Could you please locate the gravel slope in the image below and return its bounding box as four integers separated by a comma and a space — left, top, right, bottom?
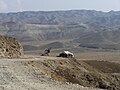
0, 56, 102, 90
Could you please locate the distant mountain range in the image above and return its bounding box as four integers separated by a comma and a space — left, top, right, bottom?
0, 10, 120, 50
0, 10, 120, 26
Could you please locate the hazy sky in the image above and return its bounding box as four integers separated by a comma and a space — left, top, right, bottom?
0, 0, 120, 13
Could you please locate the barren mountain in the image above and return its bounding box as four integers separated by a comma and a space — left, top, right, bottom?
0, 10, 120, 50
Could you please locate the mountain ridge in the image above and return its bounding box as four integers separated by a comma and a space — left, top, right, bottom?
0, 10, 120, 50
0, 10, 120, 26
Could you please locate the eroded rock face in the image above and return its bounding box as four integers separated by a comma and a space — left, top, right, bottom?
0, 35, 24, 58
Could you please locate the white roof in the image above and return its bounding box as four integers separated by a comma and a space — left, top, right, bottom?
63, 51, 74, 56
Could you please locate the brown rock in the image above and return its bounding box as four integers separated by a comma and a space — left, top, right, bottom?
0, 35, 24, 58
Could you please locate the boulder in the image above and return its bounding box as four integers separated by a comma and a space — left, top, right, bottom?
0, 35, 24, 58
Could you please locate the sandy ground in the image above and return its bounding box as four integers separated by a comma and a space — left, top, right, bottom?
0, 56, 103, 90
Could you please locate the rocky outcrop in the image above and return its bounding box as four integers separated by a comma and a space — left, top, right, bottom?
0, 35, 24, 58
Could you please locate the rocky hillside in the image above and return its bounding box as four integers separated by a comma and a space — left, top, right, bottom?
0, 56, 103, 90
0, 10, 120, 50
36, 58, 120, 90
0, 35, 24, 58
0, 56, 119, 90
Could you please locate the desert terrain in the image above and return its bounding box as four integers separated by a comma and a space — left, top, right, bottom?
0, 54, 103, 90
0, 51, 120, 90
0, 10, 120, 90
